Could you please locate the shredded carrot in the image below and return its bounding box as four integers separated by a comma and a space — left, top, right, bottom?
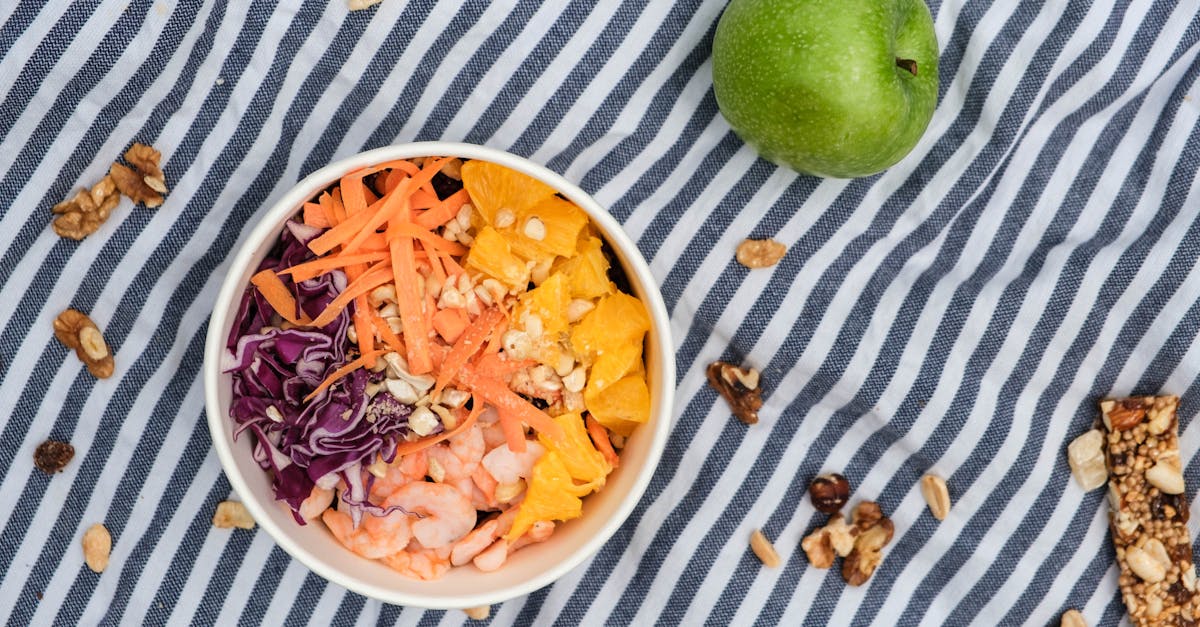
423, 241, 447, 286
303, 202, 331, 228
303, 349, 387, 403
586, 414, 620, 468
353, 296, 376, 366
410, 187, 441, 210
389, 236, 433, 375
387, 222, 467, 256
457, 365, 565, 445
415, 189, 470, 229
435, 307, 504, 393
341, 178, 413, 255
363, 185, 379, 206
310, 262, 394, 327
371, 310, 406, 355
341, 172, 369, 216
473, 353, 534, 378
250, 269, 312, 326
391, 400, 481, 457
440, 252, 466, 277
277, 251, 389, 283
329, 188, 348, 224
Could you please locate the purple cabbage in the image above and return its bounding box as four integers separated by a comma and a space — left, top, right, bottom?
223, 220, 416, 525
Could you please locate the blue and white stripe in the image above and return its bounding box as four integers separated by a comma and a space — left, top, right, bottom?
3, 0, 1200, 624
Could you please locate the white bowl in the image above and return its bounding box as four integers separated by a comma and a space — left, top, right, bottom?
203, 142, 674, 609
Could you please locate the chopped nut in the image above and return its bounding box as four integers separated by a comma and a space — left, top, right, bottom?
566, 298, 596, 323
801, 527, 836, 569
82, 523, 112, 573
809, 474, 850, 513
850, 501, 885, 531
749, 529, 781, 568
1102, 400, 1146, 431
34, 440, 75, 474
495, 208, 516, 229
1059, 609, 1087, 627
1127, 540, 1168, 583
842, 510, 894, 586
366, 456, 388, 478
53, 309, 115, 379
736, 238, 787, 268
1146, 458, 1185, 495
1067, 429, 1107, 491
706, 361, 764, 424
920, 474, 950, 521
51, 174, 121, 240
824, 515, 856, 557
212, 501, 255, 529
495, 480, 526, 503
463, 606, 490, 621
409, 406, 439, 436
110, 143, 166, 207
428, 457, 446, 483
562, 366, 586, 394
523, 217, 546, 241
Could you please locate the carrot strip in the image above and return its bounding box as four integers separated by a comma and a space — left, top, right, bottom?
250, 269, 312, 326
389, 236, 433, 375
410, 188, 441, 210
432, 308, 469, 344
330, 188, 348, 224
303, 349, 387, 403
307, 207, 375, 256
441, 252, 466, 277
371, 310, 406, 355
278, 251, 389, 282
341, 172, 369, 216
435, 307, 504, 393
586, 414, 620, 468
353, 296, 376, 367
423, 241, 447, 287
363, 185, 379, 206
310, 262, 393, 327
392, 400, 481, 457
457, 365, 565, 444
415, 189, 470, 229
473, 353, 534, 378
341, 178, 413, 254
303, 202, 331, 228
387, 222, 467, 256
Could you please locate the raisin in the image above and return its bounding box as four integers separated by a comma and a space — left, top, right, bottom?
34, 440, 75, 474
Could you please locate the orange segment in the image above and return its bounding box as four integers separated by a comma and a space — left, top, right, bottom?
461, 160, 557, 225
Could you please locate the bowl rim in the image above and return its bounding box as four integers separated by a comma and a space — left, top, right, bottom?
202, 141, 675, 609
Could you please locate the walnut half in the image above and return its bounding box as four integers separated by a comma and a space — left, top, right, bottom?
53, 309, 114, 379
706, 361, 763, 424
110, 143, 166, 207
842, 501, 895, 586
51, 175, 119, 240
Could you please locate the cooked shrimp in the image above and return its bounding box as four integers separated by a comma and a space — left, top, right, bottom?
510, 520, 555, 552
382, 548, 451, 581
471, 465, 499, 505
426, 423, 485, 482
299, 486, 334, 522
383, 481, 476, 548
451, 519, 500, 566
372, 449, 428, 499
481, 439, 545, 484
473, 538, 507, 572
453, 477, 496, 512
321, 507, 412, 559
479, 420, 507, 450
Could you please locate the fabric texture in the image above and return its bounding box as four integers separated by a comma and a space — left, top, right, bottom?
2, 0, 1200, 624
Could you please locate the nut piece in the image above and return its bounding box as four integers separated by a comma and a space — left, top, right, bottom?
1102, 400, 1146, 431
801, 527, 836, 569
51, 175, 120, 240
462, 606, 490, 621
920, 474, 951, 521
1146, 458, 1185, 495
53, 309, 115, 379
706, 361, 764, 424
736, 238, 787, 268
809, 473, 850, 513
1066, 429, 1107, 491
749, 529, 781, 568
842, 516, 894, 586
34, 440, 75, 474
348, 0, 384, 10
1126, 539, 1169, 583
1059, 609, 1087, 627
82, 523, 112, 573
824, 514, 857, 557
850, 501, 885, 531
212, 501, 256, 529
110, 143, 167, 207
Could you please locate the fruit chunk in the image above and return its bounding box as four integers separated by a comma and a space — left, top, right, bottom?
515, 272, 570, 338
461, 160, 557, 225
570, 292, 649, 363
558, 236, 615, 299
537, 412, 611, 489
465, 226, 530, 288
504, 197, 589, 262
585, 374, 650, 436
506, 450, 593, 540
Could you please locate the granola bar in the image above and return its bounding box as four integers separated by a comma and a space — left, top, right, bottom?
1101, 395, 1200, 626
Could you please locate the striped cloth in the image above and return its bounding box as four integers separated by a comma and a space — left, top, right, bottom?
2, 0, 1199, 624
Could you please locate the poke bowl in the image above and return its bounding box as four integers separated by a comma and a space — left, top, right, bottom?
202, 142, 674, 609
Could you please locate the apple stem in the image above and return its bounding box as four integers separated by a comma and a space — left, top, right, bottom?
896, 58, 918, 77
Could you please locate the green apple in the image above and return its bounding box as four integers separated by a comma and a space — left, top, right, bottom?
712, 0, 939, 178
